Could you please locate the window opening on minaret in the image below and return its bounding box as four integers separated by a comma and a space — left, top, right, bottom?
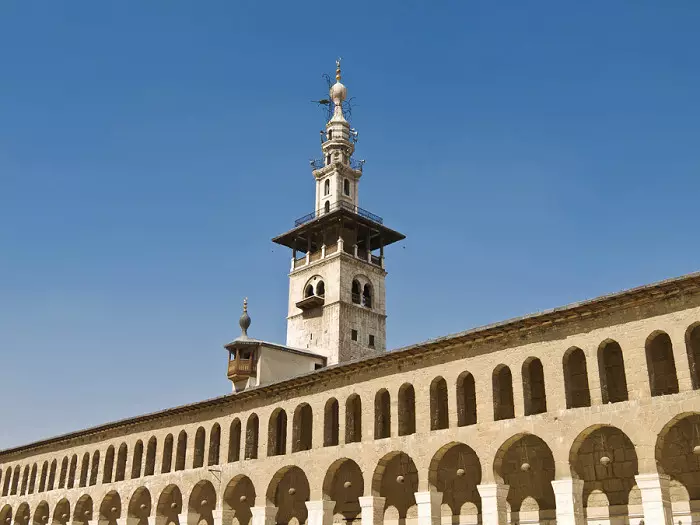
344, 178, 350, 196
326, 154, 331, 165
328, 130, 333, 140
316, 281, 325, 297
351, 280, 361, 304
305, 284, 314, 298
324, 201, 330, 213
363, 284, 373, 308
351, 329, 358, 341
324, 179, 330, 196
369, 334, 375, 348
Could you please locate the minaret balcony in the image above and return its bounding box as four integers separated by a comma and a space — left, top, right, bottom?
227, 351, 257, 382
295, 294, 325, 310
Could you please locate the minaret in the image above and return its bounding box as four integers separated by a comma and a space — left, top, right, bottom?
272, 61, 405, 365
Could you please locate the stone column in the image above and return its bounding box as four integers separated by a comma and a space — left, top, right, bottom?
250, 506, 277, 525
635, 473, 673, 525
585, 346, 603, 406
305, 501, 335, 525
358, 497, 385, 525
211, 510, 224, 525
477, 483, 509, 525
414, 491, 443, 525
551, 478, 585, 525
177, 513, 189, 525
147, 517, 157, 525
670, 330, 694, 392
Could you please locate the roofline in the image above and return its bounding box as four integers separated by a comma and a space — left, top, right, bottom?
224, 338, 328, 361
2, 270, 699, 457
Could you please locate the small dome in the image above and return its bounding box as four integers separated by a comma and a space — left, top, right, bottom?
330, 81, 347, 105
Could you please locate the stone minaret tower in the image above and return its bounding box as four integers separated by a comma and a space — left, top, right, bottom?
272, 61, 405, 365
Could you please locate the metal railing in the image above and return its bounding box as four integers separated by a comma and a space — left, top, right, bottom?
309, 158, 365, 172
294, 200, 383, 227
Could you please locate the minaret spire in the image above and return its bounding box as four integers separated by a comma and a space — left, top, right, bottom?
330, 58, 347, 122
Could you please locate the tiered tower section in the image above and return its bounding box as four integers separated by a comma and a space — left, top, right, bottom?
272, 61, 405, 365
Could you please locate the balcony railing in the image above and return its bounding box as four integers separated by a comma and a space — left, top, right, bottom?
310, 158, 365, 172
294, 200, 383, 227
227, 356, 256, 379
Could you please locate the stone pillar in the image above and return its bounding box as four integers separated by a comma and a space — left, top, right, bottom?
414, 491, 443, 525
670, 330, 694, 392
585, 346, 603, 406
211, 510, 224, 525
358, 497, 385, 525
177, 513, 189, 525
305, 501, 335, 525
250, 506, 277, 525
321, 244, 326, 259
477, 483, 509, 525
146, 518, 157, 525
635, 473, 673, 525
551, 478, 585, 525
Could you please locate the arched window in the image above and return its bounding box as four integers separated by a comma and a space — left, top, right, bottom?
345, 394, 362, 443
687, 324, 700, 389
161, 434, 173, 473
343, 178, 350, 196
131, 440, 143, 479
1, 466, 9, 496
646, 331, 679, 396
208, 423, 221, 466
328, 130, 333, 140
20, 465, 29, 495
48, 459, 57, 491
324, 200, 330, 213
362, 284, 372, 308
598, 340, 628, 403
456, 371, 477, 426
115, 444, 127, 481
493, 365, 515, 421
522, 357, 547, 415
563, 347, 591, 408
292, 403, 313, 452
175, 431, 187, 471
324, 179, 330, 196
316, 281, 325, 297
228, 419, 241, 462
11, 465, 20, 495
268, 408, 287, 456
324, 398, 339, 447
79, 452, 89, 487
67, 455, 77, 489
58, 457, 68, 489
351, 280, 361, 304
374, 389, 391, 439
193, 427, 206, 468
305, 284, 314, 298
28, 463, 37, 494
398, 384, 416, 436
102, 447, 114, 483
245, 413, 259, 460
326, 154, 331, 165
145, 437, 156, 476
89, 451, 99, 485
39, 461, 48, 492
430, 376, 449, 430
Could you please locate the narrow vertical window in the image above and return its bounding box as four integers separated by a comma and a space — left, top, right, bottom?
324, 398, 339, 447
208, 424, 221, 466
228, 419, 241, 462
161, 434, 174, 473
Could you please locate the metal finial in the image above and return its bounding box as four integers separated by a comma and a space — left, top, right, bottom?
243, 297, 248, 313
239, 297, 251, 337
336, 58, 342, 82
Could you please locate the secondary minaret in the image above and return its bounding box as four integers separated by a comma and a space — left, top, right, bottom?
272, 61, 405, 365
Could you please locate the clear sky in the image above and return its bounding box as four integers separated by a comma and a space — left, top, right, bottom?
0, 1, 698, 449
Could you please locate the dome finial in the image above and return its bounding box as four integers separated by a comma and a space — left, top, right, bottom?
336, 57, 342, 82
239, 297, 251, 338
329, 58, 347, 116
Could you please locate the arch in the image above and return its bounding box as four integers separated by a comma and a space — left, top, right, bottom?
53, 499, 70, 525
598, 339, 629, 403
304, 284, 314, 298
98, 491, 121, 525
20, 464, 29, 495
492, 365, 514, 421
522, 357, 547, 415
655, 412, 700, 503
245, 413, 259, 460
428, 443, 481, 520
0, 506, 12, 525
375, 389, 391, 439
28, 463, 37, 494
316, 280, 325, 297
11, 464, 21, 494
456, 371, 477, 426
371, 452, 419, 519
344, 178, 351, 196
223, 475, 255, 525
323, 398, 339, 447
1, 468, 9, 496
89, 451, 99, 485
155, 484, 182, 524
161, 434, 173, 473
362, 283, 372, 308
67, 455, 77, 489
57, 458, 67, 490
322, 459, 364, 521
268, 408, 288, 456
15, 504, 30, 525
73, 495, 94, 525
38, 461, 48, 493
144, 437, 156, 476
430, 376, 449, 430
292, 403, 313, 452
115, 443, 127, 481
493, 433, 555, 518
47, 459, 56, 491
686, 323, 700, 389
569, 425, 639, 509
193, 427, 206, 468
188, 480, 217, 525
79, 452, 89, 487
266, 466, 310, 525
103, 446, 115, 483
175, 430, 187, 471
323, 179, 330, 196
208, 423, 221, 466
127, 487, 152, 525
324, 200, 330, 213
397, 384, 415, 436
645, 330, 680, 396
33, 501, 49, 525
228, 418, 241, 462
345, 394, 361, 444
563, 347, 591, 408
351, 280, 361, 304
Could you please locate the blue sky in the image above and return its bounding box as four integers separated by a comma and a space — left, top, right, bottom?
0, 1, 698, 449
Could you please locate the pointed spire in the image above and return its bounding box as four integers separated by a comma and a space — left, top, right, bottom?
330, 58, 347, 121
239, 297, 251, 338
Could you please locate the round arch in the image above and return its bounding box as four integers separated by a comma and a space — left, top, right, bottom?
32, 502, 49, 525
156, 484, 182, 525
188, 480, 217, 525
655, 412, 700, 502
322, 459, 364, 522
73, 495, 94, 525
128, 487, 152, 525
265, 466, 310, 525
16, 504, 30, 525
99, 491, 122, 525
0, 505, 12, 525
53, 499, 70, 525
428, 442, 481, 521
223, 475, 255, 525
371, 451, 419, 520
